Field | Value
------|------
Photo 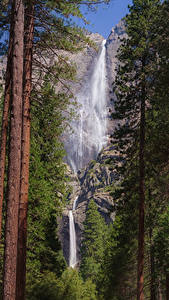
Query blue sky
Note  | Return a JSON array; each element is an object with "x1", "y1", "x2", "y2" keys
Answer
[
  {"x1": 75, "y1": 0, "x2": 132, "y2": 38},
  {"x1": 0, "y1": 0, "x2": 132, "y2": 45}
]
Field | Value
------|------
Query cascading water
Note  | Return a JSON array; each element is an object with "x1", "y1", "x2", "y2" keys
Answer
[
  {"x1": 65, "y1": 39, "x2": 108, "y2": 172},
  {"x1": 68, "y1": 40, "x2": 108, "y2": 267},
  {"x1": 69, "y1": 197, "x2": 78, "y2": 268}
]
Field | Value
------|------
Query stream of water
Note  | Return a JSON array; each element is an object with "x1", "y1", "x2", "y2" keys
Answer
[
  {"x1": 65, "y1": 39, "x2": 108, "y2": 172},
  {"x1": 68, "y1": 40, "x2": 108, "y2": 268},
  {"x1": 69, "y1": 197, "x2": 78, "y2": 268}
]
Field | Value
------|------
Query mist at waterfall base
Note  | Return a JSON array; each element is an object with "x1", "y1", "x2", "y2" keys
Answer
[
  {"x1": 66, "y1": 40, "x2": 108, "y2": 268},
  {"x1": 65, "y1": 40, "x2": 108, "y2": 173}
]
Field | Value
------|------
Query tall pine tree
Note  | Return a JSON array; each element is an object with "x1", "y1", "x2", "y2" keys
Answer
[
  {"x1": 2, "y1": 0, "x2": 24, "y2": 299},
  {"x1": 112, "y1": 1, "x2": 160, "y2": 298}
]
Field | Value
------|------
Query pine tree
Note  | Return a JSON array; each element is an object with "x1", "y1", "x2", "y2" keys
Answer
[
  {"x1": 2, "y1": 0, "x2": 24, "y2": 299},
  {"x1": 80, "y1": 200, "x2": 108, "y2": 287},
  {"x1": 144, "y1": 2, "x2": 169, "y2": 297},
  {"x1": 112, "y1": 1, "x2": 160, "y2": 299},
  {"x1": 0, "y1": 1, "x2": 14, "y2": 241},
  {"x1": 16, "y1": 2, "x2": 34, "y2": 299},
  {"x1": 25, "y1": 79, "x2": 75, "y2": 294}
]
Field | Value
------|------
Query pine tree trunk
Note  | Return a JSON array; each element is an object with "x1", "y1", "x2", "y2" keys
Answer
[
  {"x1": 158, "y1": 278, "x2": 163, "y2": 300},
  {"x1": 16, "y1": 3, "x2": 34, "y2": 299},
  {"x1": 2, "y1": 0, "x2": 24, "y2": 299},
  {"x1": 149, "y1": 192, "x2": 156, "y2": 300},
  {"x1": 137, "y1": 88, "x2": 145, "y2": 300},
  {"x1": 0, "y1": 4, "x2": 14, "y2": 241},
  {"x1": 166, "y1": 273, "x2": 169, "y2": 300},
  {"x1": 150, "y1": 238, "x2": 156, "y2": 300}
]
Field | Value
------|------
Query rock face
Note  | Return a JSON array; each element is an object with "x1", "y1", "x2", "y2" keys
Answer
[
  {"x1": 55, "y1": 32, "x2": 104, "y2": 95},
  {"x1": 69, "y1": 33, "x2": 104, "y2": 94},
  {"x1": 106, "y1": 20, "x2": 126, "y2": 84},
  {"x1": 105, "y1": 20, "x2": 127, "y2": 134},
  {"x1": 59, "y1": 144, "x2": 120, "y2": 265},
  {"x1": 0, "y1": 56, "x2": 6, "y2": 90},
  {"x1": 60, "y1": 20, "x2": 126, "y2": 266}
]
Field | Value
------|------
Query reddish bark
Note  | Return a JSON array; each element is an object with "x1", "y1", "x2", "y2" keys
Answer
[
  {"x1": 2, "y1": 0, "x2": 24, "y2": 299},
  {"x1": 137, "y1": 90, "x2": 145, "y2": 300},
  {"x1": 0, "y1": 7, "x2": 14, "y2": 241},
  {"x1": 16, "y1": 3, "x2": 34, "y2": 299}
]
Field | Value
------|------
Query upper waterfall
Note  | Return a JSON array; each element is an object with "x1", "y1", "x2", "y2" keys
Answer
[{"x1": 65, "y1": 40, "x2": 108, "y2": 172}]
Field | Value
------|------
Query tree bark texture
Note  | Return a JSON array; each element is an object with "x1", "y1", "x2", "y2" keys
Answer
[
  {"x1": 158, "y1": 279, "x2": 163, "y2": 300},
  {"x1": 150, "y1": 240, "x2": 156, "y2": 300},
  {"x1": 16, "y1": 3, "x2": 34, "y2": 300},
  {"x1": 137, "y1": 91, "x2": 145, "y2": 300},
  {"x1": 166, "y1": 273, "x2": 169, "y2": 300},
  {"x1": 3, "y1": 0, "x2": 24, "y2": 299},
  {"x1": 0, "y1": 5, "x2": 14, "y2": 241},
  {"x1": 149, "y1": 193, "x2": 156, "y2": 300}
]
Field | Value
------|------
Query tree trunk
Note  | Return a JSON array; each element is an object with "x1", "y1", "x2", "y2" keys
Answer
[
  {"x1": 2, "y1": 0, "x2": 24, "y2": 299},
  {"x1": 0, "y1": 4, "x2": 14, "y2": 241},
  {"x1": 166, "y1": 273, "x2": 169, "y2": 300},
  {"x1": 137, "y1": 89, "x2": 145, "y2": 300},
  {"x1": 150, "y1": 237, "x2": 156, "y2": 300},
  {"x1": 16, "y1": 3, "x2": 34, "y2": 300},
  {"x1": 149, "y1": 191, "x2": 156, "y2": 300},
  {"x1": 158, "y1": 277, "x2": 163, "y2": 300}
]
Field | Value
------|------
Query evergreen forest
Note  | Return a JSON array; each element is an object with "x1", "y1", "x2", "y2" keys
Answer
[{"x1": 0, "y1": 0, "x2": 168, "y2": 300}]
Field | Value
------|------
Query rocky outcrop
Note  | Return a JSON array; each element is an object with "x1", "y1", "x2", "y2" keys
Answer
[
  {"x1": 105, "y1": 20, "x2": 127, "y2": 134},
  {"x1": 59, "y1": 144, "x2": 121, "y2": 265},
  {"x1": 106, "y1": 19, "x2": 126, "y2": 85},
  {"x1": 69, "y1": 33, "x2": 104, "y2": 93},
  {"x1": 54, "y1": 32, "x2": 104, "y2": 95},
  {"x1": 0, "y1": 56, "x2": 6, "y2": 89},
  {"x1": 76, "y1": 144, "x2": 119, "y2": 220}
]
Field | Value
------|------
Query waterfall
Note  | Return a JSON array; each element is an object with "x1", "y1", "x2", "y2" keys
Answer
[
  {"x1": 65, "y1": 39, "x2": 108, "y2": 172},
  {"x1": 69, "y1": 197, "x2": 78, "y2": 268},
  {"x1": 68, "y1": 40, "x2": 108, "y2": 267}
]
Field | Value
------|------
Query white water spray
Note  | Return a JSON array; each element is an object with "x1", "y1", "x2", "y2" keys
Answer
[
  {"x1": 65, "y1": 40, "x2": 108, "y2": 172},
  {"x1": 68, "y1": 40, "x2": 108, "y2": 267},
  {"x1": 69, "y1": 197, "x2": 78, "y2": 268}
]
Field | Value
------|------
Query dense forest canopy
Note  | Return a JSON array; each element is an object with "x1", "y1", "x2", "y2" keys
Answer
[{"x1": 0, "y1": 0, "x2": 168, "y2": 300}]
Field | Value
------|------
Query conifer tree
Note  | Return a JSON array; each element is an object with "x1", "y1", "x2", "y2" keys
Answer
[
  {"x1": 16, "y1": 2, "x2": 34, "y2": 299},
  {"x1": 143, "y1": 1, "x2": 169, "y2": 297},
  {"x1": 25, "y1": 80, "x2": 69, "y2": 294},
  {"x1": 2, "y1": 0, "x2": 24, "y2": 299},
  {"x1": 112, "y1": 1, "x2": 160, "y2": 299},
  {"x1": 80, "y1": 200, "x2": 108, "y2": 286},
  {"x1": 0, "y1": 1, "x2": 14, "y2": 241}
]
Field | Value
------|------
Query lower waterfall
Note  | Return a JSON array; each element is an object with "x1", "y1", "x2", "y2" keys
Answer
[{"x1": 69, "y1": 197, "x2": 78, "y2": 268}]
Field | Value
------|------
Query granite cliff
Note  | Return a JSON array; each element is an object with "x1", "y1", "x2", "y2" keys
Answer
[
  {"x1": 59, "y1": 144, "x2": 120, "y2": 265},
  {"x1": 60, "y1": 20, "x2": 126, "y2": 265}
]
